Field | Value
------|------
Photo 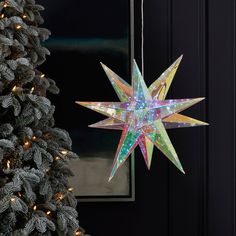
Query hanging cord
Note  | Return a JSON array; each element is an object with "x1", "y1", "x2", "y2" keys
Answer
[{"x1": 141, "y1": 0, "x2": 144, "y2": 77}]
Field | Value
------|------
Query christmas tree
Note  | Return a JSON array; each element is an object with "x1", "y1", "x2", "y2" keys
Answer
[{"x1": 0, "y1": 0, "x2": 81, "y2": 235}]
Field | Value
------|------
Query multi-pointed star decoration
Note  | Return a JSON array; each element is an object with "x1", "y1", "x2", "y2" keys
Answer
[{"x1": 77, "y1": 56, "x2": 208, "y2": 181}]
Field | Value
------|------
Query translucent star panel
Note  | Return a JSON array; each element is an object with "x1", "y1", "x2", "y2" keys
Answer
[{"x1": 77, "y1": 57, "x2": 208, "y2": 180}]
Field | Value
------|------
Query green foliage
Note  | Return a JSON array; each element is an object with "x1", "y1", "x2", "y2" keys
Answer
[{"x1": 0, "y1": 0, "x2": 80, "y2": 235}]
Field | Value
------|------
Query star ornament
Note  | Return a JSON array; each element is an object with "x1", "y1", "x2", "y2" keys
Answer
[{"x1": 77, "y1": 56, "x2": 208, "y2": 181}]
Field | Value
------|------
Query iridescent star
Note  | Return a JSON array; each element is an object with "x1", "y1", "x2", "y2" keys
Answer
[{"x1": 77, "y1": 57, "x2": 207, "y2": 181}]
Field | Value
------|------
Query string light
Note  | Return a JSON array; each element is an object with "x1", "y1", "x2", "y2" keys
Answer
[
  {"x1": 55, "y1": 156, "x2": 60, "y2": 160},
  {"x1": 6, "y1": 160, "x2": 10, "y2": 170},
  {"x1": 22, "y1": 14, "x2": 27, "y2": 19},
  {"x1": 10, "y1": 197, "x2": 16, "y2": 202},
  {"x1": 46, "y1": 211, "x2": 51, "y2": 215},
  {"x1": 23, "y1": 140, "x2": 30, "y2": 149},
  {"x1": 54, "y1": 189, "x2": 74, "y2": 203},
  {"x1": 33, "y1": 205, "x2": 37, "y2": 211},
  {"x1": 30, "y1": 87, "x2": 35, "y2": 93},
  {"x1": 32, "y1": 136, "x2": 37, "y2": 141},
  {"x1": 55, "y1": 193, "x2": 64, "y2": 201},
  {"x1": 40, "y1": 74, "x2": 45, "y2": 78},
  {"x1": 12, "y1": 86, "x2": 17, "y2": 92},
  {"x1": 1, "y1": 14, "x2": 4, "y2": 19},
  {"x1": 16, "y1": 25, "x2": 22, "y2": 30},
  {"x1": 60, "y1": 150, "x2": 68, "y2": 155},
  {"x1": 75, "y1": 231, "x2": 81, "y2": 236},
  {"x1": 18, "y1": 192, "x2": 22, "y2": 197},
  {"x1": 3, "y1": 2, "x2": 7, "y2": 8},
  {"x1": 58, "y1": 194, "x2": 64, "y2": 200}
]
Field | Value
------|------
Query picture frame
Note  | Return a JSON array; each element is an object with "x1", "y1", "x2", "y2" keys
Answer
[{"x1": 41, "y1": 0, "x2": 135, "y2": 202}]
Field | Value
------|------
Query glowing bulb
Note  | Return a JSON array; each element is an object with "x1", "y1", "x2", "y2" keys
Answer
[
  {"x1": 1, "y1": 14, "x2": 4, "y2": 19},
  {"x1": 30, "y1": 87, "x2": 35, "y2": 93},
  {"x1": 12, "y1": 86, "x2": 17, "y2": 92},
  {"x1": 10, "y1": 197, "x2": 16, "y2": 202},
  {"x1": 32, "y1": 136, "x2": 36, "y2": 141},
  {"x1": 23, "y1": 140, "x2": 30, "y2": 149},
  {"x1": 6, "y1": 160, "x2": 10, "y2": 169},
  {"x1": 33, "y1": 205, "x2": 37, "y2": 211},
  {"x1": 75, "y1": 231, "x2": 81, "y2": 236},
  {"x1": 3, "y1": 3, "x2": 7, "y2": 8},
  {"x1": 22, "y1": 14, "x2": 27, "y2": 19},
  {"x1": 16, "y1": 25, "x2": 22, "y2": 30},
  {"x1": 40, "y1": 74, "x2": 45, "y2": 78},
  {"x1": 55, "y1": 156, "x2": 60, "y2": 160},
  {"x1": 58, "y1": 194, "x2": 64, "y2": 200},
  {"x1": 18, "y1": 192, "x2": 22, "y2": 197},
  {"x1": 46, "y1": 211, "x2": 51, "y2": 215},
  {"x1": 68, "y1": 187, "x2": 74, "y2": 192},
  {"x1": 60, "y1": 150, "x2": 68, "y2": 155}
]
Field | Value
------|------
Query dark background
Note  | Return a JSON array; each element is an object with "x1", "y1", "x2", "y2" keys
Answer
[
  {"x1": 38, "y1": 0, "x2": 130, "y2": 157},
  {"x1": 38, "y1": 0, "x2": 235, "y2": 235}
]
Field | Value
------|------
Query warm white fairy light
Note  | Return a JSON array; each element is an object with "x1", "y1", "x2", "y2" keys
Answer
[
  {"x1": 30, "y1": 87, "x2": 35, "y2": 93},
  {"x1": 10, "y1": 197, "x2": 16, "y2": 202},
  {"x1": 46, "y1": 210, "x2": 51, "y2": 215},
  {"x1": 60, "y1": 150, "x2": 68, "y2": 155},
  {"x1": 16, "y1": 25, "x2": 22, "y2": 30},
  {"x1": 23, "y1": 140, "x2": 30, "y2": 149},
  {"x1": 6, "y1": 160, "x2": 10, "y2": 170},
  {"x1": 54, "y1": 192, "x2": 64, "y2": 201},
  {"x1": 12, "y1": 86, "x2": 17, "y2": 92},
  {"x1": 40, "y1": 74, "x2": 45, "y2": 78}
]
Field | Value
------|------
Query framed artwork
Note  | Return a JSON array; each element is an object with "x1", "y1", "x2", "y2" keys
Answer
[{"x1": 40, "y1": 0, "x2": 135, "y2": 201}]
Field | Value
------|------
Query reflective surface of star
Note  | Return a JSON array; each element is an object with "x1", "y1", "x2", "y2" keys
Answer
[{"x1": 77, "y1": 57, "x2": 207, "y2": 181}]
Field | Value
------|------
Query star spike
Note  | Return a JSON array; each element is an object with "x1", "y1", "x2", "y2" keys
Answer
[
  {"x1": 89, "y1": 118, "x2": 124, "y2": 130},
  {"x1": 145, "y1": 120, "x2": 185, "y2": 173},
  {"x1": 139, "y1": 135, "x2": 154, "y2": 169},
  {"x1": 154, "y1": 98, "x2": 205, "y2": 120},
  {"x1": 109, "y1": 124, "x2": 142, "y2": 181},
  {"x1": 132, "y1": 60, "x2": 152, "y2": 102},
  {"x1": 163, "y1": 113, "x2": 209, "y2": 129},
  {"x1": 100, "y1": 62, "x2": 132, "y2": 102},
  {"x1": 76, "y1": 101, "x2": 129, "y2": 122},
  {"x1": 149, "y1": 55, "x2": 183, "y2": 100}
]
